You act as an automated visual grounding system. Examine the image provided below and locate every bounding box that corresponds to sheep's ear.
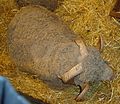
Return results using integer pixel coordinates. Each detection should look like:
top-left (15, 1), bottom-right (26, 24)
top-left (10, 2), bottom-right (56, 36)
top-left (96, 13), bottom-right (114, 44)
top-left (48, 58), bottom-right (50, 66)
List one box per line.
top-left (97, 34), bottom-right (104, 52)
top-left (75, 39), bottom-right (88, 58)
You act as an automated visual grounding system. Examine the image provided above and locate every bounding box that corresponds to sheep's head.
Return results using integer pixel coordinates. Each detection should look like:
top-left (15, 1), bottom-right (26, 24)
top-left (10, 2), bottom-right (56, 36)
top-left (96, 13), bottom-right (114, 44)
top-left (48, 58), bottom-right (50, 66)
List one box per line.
top-left (58, 36), bottom-right (113, 101)
top-left (74, 46), bottom-right (113, 85)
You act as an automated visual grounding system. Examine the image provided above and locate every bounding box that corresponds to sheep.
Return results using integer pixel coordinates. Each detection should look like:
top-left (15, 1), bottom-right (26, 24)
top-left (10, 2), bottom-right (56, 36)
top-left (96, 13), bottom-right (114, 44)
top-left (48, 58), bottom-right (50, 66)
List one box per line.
top-left (7, 5), bottom-right (113, 101)
top-left (16, 0), bottom-right (58, 11)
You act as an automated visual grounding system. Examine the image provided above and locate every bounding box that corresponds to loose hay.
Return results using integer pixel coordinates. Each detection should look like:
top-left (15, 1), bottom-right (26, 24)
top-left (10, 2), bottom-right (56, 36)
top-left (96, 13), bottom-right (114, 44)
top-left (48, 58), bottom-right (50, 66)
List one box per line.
top-left (0, 0), bottom-right (120, 104)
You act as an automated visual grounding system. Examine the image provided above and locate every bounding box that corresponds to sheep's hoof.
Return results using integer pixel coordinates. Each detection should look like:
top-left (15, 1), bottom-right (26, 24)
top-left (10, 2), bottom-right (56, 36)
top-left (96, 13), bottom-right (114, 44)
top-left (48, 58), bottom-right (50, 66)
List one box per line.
top-left (75, 82), bottom-right (90, 102)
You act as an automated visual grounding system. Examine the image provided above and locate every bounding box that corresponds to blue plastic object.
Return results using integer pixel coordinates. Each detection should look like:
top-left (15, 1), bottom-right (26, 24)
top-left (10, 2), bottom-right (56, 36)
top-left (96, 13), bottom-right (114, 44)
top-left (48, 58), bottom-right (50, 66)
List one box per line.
top-left (0, 76), bottom-right (30, 104)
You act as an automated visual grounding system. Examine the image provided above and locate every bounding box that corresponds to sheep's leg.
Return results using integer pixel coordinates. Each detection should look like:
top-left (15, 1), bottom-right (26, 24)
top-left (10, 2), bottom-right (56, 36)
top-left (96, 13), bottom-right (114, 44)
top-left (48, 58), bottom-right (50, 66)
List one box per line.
top-left (58, 63), bottom-right (83, 83)
top-left (75, 82), bottom-right (90, 101)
